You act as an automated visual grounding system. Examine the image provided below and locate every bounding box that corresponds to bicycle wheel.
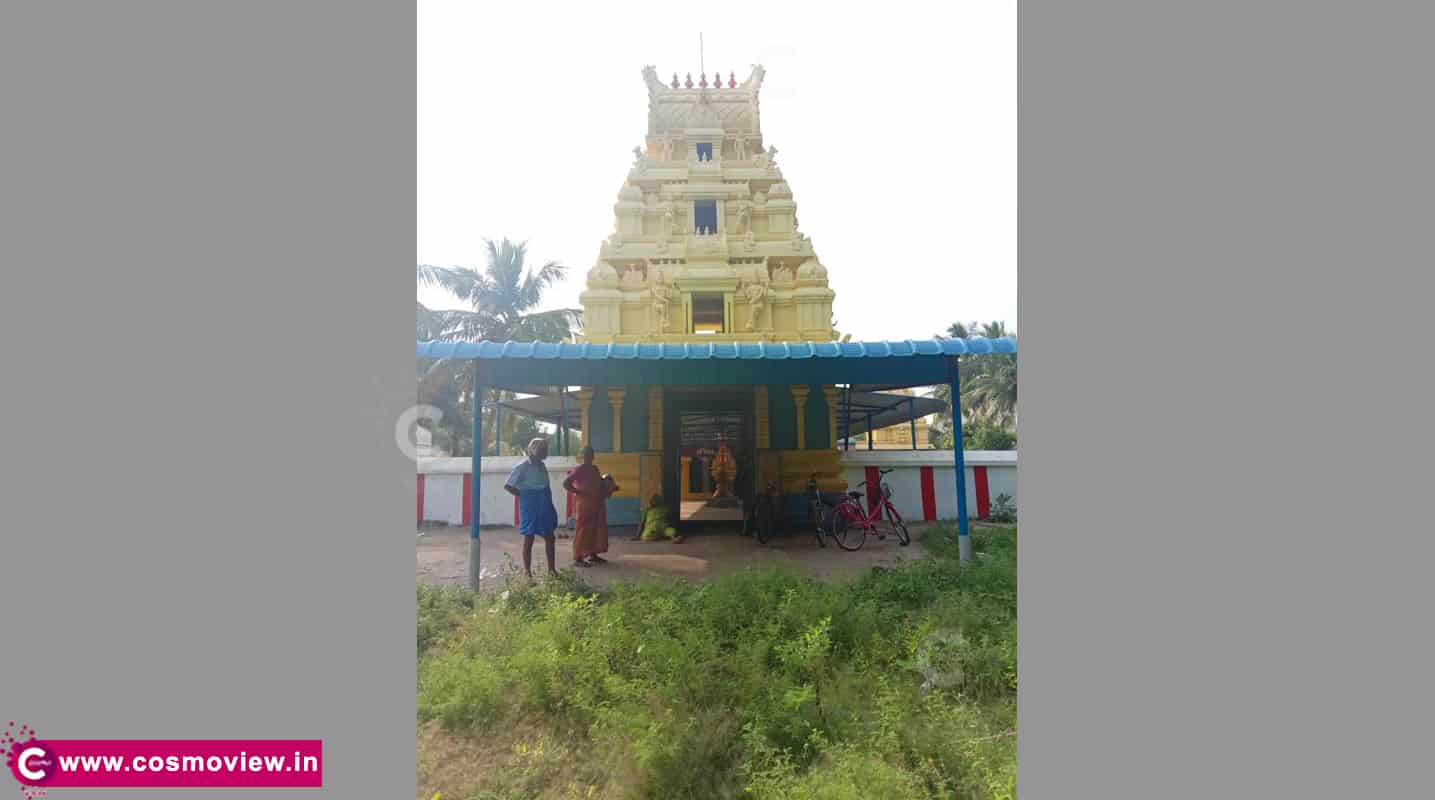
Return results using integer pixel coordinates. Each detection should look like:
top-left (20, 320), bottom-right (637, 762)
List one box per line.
top-left (811, 502), bottom-right (828, 548)
top-left (829, 511), bottom-right (865, 551)
top-left (886, 506), bottom-right (911, 546)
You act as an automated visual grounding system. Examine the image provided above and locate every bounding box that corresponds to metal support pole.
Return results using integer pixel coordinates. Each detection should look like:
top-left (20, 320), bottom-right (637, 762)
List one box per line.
top-left (950, 359), bottom-right (972, 562)
top-left (470, 369), bottom-right (483, 590)
top-left (494, 391), bottom-right (502, 456)
top-left (909, 397), bottom-right (918, 450)
top-left (558, 386), bottom-right (567, 456)
top-left (866, 412), bottom-right (874, 450)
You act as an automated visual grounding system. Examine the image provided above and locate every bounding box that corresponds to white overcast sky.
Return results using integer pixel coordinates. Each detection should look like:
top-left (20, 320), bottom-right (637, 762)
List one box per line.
top-left (418, 1), bottom-right (1016, 340)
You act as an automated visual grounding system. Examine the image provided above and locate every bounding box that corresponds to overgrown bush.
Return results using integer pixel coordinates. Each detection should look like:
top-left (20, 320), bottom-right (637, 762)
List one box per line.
top-left (964, 422), bottom-right (1016, 451)
top-left (417, 524), bottom-right (1017, 799)
top-left (988, 494), bottom-right (1017, 524)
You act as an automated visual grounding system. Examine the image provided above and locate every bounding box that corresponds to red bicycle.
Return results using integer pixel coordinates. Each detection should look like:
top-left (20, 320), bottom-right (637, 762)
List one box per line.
top-left (821, 468), bottom-right (911, 551)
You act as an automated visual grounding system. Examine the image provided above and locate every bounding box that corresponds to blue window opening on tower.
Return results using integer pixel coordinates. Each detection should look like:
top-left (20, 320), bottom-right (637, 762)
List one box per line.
top-left (694, 200), bottom-right (718, 235)
top-left (695, 142), bottom-right (713, 161)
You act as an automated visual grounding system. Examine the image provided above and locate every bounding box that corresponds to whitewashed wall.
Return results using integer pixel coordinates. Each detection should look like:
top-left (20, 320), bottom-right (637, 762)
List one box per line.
top-left (418, 455), bottom-right (579, 527)
top-left (418, 451), bottom-right (1016, 527)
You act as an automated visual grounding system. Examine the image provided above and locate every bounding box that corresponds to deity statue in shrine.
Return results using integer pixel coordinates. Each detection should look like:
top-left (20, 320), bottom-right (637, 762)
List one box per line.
top-left (743, 276), bottom-right (769, 331)
top-left (710, 435), bottom-right (736, 498)
top-left (733, 199), bottom-right (752, 234)
top-left (651, 270), bottom-right (672, 332)
top-left (661, 201), bottom-right (678, 235)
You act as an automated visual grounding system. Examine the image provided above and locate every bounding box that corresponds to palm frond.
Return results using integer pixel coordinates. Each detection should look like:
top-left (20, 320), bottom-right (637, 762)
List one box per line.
top-left (418, 264), bottom-right (493, 308)
top-left (510, 307), bottom-right (580, 342)
top-left (418, 304), bottom-right (491, 342)
top-left (980, 321), bottom-right (1010, 339)
top-left (517, 260), bottom-right (568, 311)
top-left (941, 321), bottom-right (976, 340)
top-left (485, 238), bottom-right (526, 288)
top-left (417, 301), bottom-right (447, 340)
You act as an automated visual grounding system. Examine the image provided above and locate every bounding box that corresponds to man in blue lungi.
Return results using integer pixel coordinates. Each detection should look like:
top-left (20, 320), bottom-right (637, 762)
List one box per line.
top-left (503, 437), bottom-right (559, 578)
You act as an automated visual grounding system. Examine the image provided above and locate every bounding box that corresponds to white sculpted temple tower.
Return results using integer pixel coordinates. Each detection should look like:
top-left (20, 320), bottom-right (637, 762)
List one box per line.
top-left (578, 65), bottom-right (837, 343)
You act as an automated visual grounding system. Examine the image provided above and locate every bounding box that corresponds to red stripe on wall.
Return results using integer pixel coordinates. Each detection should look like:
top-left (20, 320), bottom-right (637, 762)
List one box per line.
top-left (919, 466), bottom-right (937, 521)
top-left (864, 466), bottom-right (881, 512)
top-left (417, 474), bottom-right (426, 524)
top-left (461, 473), bottom-right (472, 526)
top-left (974, 466), bottom-right (991, 520)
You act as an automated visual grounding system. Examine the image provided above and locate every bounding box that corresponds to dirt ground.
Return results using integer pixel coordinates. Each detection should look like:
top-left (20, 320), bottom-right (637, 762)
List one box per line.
top-left (417, 518), bottom-right (949, 591)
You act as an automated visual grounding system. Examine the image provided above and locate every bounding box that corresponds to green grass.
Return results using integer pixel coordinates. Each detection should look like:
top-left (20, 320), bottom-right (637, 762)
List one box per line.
top-left (418, 524), bottom-right (1017, 800)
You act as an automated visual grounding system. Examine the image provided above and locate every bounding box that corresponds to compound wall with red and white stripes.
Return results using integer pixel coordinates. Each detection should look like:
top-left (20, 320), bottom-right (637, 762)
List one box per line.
top-left (416, 451), bottom-right (1016, 527)
top-left (838, 450), bottom-right (1017, 522)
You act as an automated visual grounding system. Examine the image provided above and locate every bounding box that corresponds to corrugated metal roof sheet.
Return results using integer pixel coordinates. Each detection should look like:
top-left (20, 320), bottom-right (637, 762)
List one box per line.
top-left (496, 389), bottom-right (948, 434)
top-left (416, 338), bottom-right (1014, 392)
top-left (416, 337), bottom-right (1015, 361)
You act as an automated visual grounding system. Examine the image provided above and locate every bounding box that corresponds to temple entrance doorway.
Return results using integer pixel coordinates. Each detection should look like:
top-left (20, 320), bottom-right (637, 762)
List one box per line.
top-left (661, 390), bottom-right (754, 533)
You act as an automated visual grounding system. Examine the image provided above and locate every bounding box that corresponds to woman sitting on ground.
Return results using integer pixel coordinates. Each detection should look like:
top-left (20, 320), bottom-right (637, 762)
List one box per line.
top-left (638, 494), bottom-right (684, 543)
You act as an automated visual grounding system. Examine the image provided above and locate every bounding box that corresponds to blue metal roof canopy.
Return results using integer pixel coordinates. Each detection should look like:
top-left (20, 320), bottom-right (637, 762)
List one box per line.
top-left (493, 389), bottom-right (946, 439)
top-left (418, 336), bottom-right (1017, 587)
top-left (416, 337), bottom-right (1015, 393)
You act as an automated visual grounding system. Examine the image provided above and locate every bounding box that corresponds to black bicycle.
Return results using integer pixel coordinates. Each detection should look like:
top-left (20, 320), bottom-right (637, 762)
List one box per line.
top-left (806, 476), bottom-right (844, 549)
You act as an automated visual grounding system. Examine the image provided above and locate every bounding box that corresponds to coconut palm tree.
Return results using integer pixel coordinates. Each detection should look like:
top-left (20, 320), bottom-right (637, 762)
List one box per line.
top-left (964, 321), bottom-right (1017, 427)
top-left (417, 238), bottom-right (581, 456)
top-left (929, 321), bottom-right (1018, 446)
top-left (418, 238), bottom-right (579, 343)
top-left (966, 356), bottom-right (1017, 427)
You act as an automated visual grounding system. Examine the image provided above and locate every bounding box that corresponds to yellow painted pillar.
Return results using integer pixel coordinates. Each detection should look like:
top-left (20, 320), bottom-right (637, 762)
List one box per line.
top-left (823, 385), bottom-right (841, 449)
top-left (608, 387), bottom-right (626, 453)
top-left (639, 453), bottom-right (662, 508)
top-left (575, 389), bottom-right (593, 448)
top-left (648, 386), bottom-right (663, 451)
top-left (790, 385), bottom-right (810, 450)
top-left (754, 386), bottom-right (770, 449)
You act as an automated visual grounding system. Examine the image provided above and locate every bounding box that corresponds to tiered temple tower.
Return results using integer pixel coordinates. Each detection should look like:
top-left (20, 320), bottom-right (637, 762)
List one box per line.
top-left (568, 66), bottom-right (852, 529)
top-left (578, 65), bottom-right (837, 343)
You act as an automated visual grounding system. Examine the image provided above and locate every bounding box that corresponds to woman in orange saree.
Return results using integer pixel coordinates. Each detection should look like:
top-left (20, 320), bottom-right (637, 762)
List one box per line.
top-left (562, 446), bottom-right (616, 567)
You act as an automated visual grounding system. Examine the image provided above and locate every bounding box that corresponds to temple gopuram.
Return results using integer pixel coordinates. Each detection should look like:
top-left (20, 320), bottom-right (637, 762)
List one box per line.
top-left (533, 65), bottom-right (936, 527)
top-left (578, 65), bottom-right (835, 344)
